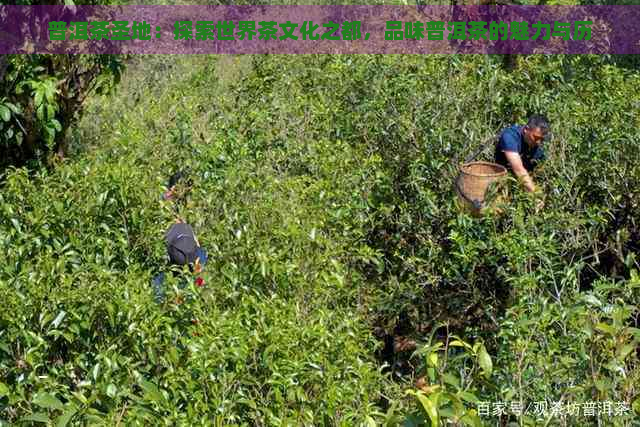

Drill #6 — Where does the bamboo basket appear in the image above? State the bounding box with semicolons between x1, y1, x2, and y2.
455;161;507;216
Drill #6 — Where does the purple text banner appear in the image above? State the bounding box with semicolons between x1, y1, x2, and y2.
0;5;638;54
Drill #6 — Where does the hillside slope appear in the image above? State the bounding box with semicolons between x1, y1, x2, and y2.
1;53;639;425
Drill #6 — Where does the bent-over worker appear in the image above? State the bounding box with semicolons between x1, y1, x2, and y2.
494;114;550;193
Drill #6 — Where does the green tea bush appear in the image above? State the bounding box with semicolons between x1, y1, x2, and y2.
212;53;640;424
0;55;396;425
1;49;639;425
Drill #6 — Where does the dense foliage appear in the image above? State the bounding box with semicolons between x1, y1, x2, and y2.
0;0;125;170
200;53;640;425
1;10;640;427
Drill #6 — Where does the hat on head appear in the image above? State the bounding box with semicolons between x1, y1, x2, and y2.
168;170;184;189
165;223;198;266
167;168;193;188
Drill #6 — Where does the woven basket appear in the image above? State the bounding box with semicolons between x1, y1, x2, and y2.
456;161;507;215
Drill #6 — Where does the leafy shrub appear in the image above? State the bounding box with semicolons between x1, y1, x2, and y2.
0;0;125;170
1;41;640;427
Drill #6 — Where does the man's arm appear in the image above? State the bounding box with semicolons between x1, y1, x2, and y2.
503;151;536;192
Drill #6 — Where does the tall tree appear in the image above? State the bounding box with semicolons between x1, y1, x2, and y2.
0;2;125;170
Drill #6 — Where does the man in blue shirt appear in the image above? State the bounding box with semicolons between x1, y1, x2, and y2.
495;114;550;193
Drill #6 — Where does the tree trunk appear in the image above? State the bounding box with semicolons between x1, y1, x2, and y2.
502;53;518;71
476;0;521;72
20;102;39;164
54;97;76;160
0;55;8;82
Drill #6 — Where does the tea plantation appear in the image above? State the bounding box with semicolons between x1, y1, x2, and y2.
1;50;639;427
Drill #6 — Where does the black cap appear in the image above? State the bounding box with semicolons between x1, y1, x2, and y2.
165;223;198;266
167;168;192;189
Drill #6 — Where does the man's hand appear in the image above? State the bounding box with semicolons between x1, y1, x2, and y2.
503;151;536;192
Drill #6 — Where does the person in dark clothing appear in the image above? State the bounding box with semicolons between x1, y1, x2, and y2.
495;114;550;193
165;221;206;268
162;169;193;202
151;220;208;303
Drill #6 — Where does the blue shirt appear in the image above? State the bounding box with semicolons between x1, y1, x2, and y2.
494;125;545;172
